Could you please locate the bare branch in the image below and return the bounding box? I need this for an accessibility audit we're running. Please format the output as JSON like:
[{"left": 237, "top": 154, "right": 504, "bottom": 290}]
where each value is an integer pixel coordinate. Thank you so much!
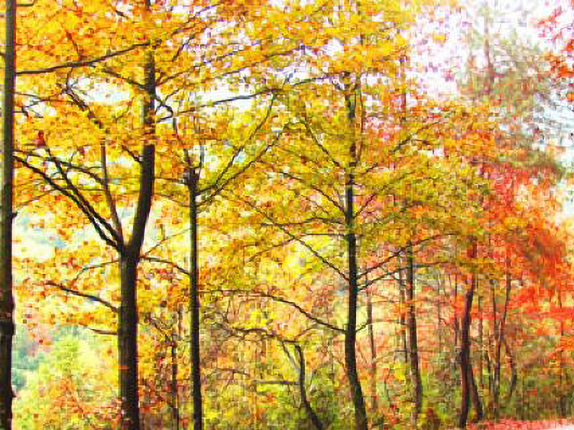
[
  {"left": 45, "top": 281, "right": 118, "bottom": 313},
  {"left": 17, "top": 42, "right": 150, "bottom": 75}
]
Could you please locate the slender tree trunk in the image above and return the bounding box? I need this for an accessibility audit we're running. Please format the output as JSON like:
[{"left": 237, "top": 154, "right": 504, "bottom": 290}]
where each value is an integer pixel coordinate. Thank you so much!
[
  {"left": 118, "top": 44, "right": 155, "bottom": 426},
  {"left": 119, "top": 255, "right": 141, "bottom": 430},
  {"left": 437, "top": 277, "right": 443, "bottom": 355},
  {"left": 366, "top": 287, "right": 378, "bottom": 415},
  {"left": 0, "top": 1, "right": 16, "bottom": 429},
  {"left": 470, "top": 279, "right": 483, "bottom": 423},
  {"left": 453, "top": 274, "right": 460, "bottom": 350},
  {"left": 459, "top": 238, "right": 484, "bottom": 427},
  {"left": 294, "top": 345, "right": 324, "bottom": 430},
  {"left": 490, "top": 278, "right": 498, "bottom": 416},
  {"left": 405, "top": 245, "right": 423, "bottom": 427},
  {"left": 116, "top": 129, "right": 155, "bottom": 430},
  {"left": 503, "top": 338, "right": 517, "bottom": 409},
  {"left": 494, "top": 270, "right": 511, "bottom": 418},
  {"left": 557, "top": 290, "right": 567, "bottom": 416},
  {"left": 398, "top": 263, "right": 408, "bottom": 364},
  {"left": 116, "top": 4, "right": 156, "bottom": 426},
  {"left": 171, "top": 333, "right": 180, "bottom": 430},
  {"left": 469, "top": 361, "right": 483, "bottom": 422},
  {"left": 344, "top": 91, "right": 368, "bottom": 430},
  {"left": 116, "top": 143, "right": 155, "bottom": 425},
  {"left": 478, "top": 294, "right": 483, "bottom": 390},
  {"left": 459, "top": 240, "right": 478, "bottom": 429},
  {"left": 458, "top": 278, "right": 473, "bottom": 429},
  {"left": 186, "top": 166, "right": 203, "bottom": 430}
]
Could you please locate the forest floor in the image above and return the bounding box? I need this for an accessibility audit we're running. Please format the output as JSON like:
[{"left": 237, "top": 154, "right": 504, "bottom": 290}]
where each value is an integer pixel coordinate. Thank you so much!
[{"left": 465, "top": 420, "right": 574, "bottom": 430}]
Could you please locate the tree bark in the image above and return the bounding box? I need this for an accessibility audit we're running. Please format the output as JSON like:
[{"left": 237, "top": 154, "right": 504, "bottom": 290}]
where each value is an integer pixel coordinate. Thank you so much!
[
  {"left": 0, "top": 1, "right": 16, "bottom": 429},
  {"left": 116, "top": 4, "right": 156, "bottom": 425},
  {"left": 493, "top": 270, "right": 511, "bottom": 417},
  {"left": 459, "top": 238, "right": 484, "bottom": 427},
  {"left": 119, "top": 255, "right": 141, "bottom": 430},
  {"left": 186, "top": 165, "right": 203, "bottom": 430},
  {"left": 294, "top": 345, "right": 324, "bottom": 430},
  {"left": 171, "top": 332, "right": 180, "bottom": 430},
  {"left": 489, "top": 278, "right": 498, "bottom": 414},
  {"left": 437, "top": 277, "right": 443, "bottom": 355},
  {"left": 397, "top": 264, "right": 408, "bottom": 364},
  {"left": 469, "top": 360, "right": 483, "bottom": 422},
  {"left": 478, "top": 294, "right": 483, "bottom": 390},
  {"left": 366, "top": 287, "right": 379, "bottom": 415},
  {"left": 458, "top": 239, "right": 478, "bottom": 430},
  {"left": 344, "top": 91, "right": 368, "bottom": 430},
  {"left": 118, "top": 142, "right": 155, "bottom": 430},
  {"left": 406, "top": 245, "right": 423, "bottom": 427},
  {"left": 458, "top": 277, "right": 473, "bottom": 429},
  {"left": 118, "top": 124, "right": 155, "bottom": 430},
  {"left": 453, "top": 274, "right": 460, "bottom": 350},
  {"left": 503, "top": 338, "right": 517, "bottom": 410}
]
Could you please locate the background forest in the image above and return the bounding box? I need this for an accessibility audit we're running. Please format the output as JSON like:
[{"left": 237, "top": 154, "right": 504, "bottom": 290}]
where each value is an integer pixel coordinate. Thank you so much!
[{"left": 1, "top": 0, "right": 574, "bottom": 429}]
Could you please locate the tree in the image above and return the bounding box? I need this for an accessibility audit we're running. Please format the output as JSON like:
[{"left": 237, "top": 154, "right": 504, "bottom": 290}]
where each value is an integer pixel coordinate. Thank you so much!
[{"left": 0, "top": 1, "right": 16, "bottom": 429}]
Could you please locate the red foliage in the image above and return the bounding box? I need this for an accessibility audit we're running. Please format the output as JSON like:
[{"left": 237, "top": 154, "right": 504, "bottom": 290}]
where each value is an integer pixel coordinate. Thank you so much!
[{"left": 465, "top": 418, "right": 574, "bottom": 430}]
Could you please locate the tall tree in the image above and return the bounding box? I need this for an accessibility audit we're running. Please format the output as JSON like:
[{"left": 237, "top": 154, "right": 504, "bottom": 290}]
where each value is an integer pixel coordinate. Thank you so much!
[{"left": 0, "top": 1, "right": 16, "bottom": 429}]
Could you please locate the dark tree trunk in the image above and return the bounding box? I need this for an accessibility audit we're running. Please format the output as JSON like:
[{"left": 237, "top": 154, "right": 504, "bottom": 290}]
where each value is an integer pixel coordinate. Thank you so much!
[
  {"left": 344, "top": 92, "right": 368, "bottom": 430},
  {"left": 437, "top": 277, "right": 443, "bottom": 355},
  {"left": 366, "top": 288, "right": 379, "bottom": 414},
  {"left": 294, "top": 345, "right": 324, "bottom": 430},
  {"left": 503, "top": 338, "right": 517, "bottom": 409},
  {"left": 453, "top": 274, "right": 460, "bottom": 350},
  {"left": 186, "top": 166, "right": 203, "bottom": 430},
  {"left": 459, "top": 239, "right": 484, "bottom": 427},
  {"left": 0, "top": 1, "right": 16, "bottom": 429},
  {"left": 557, "top": 290, "right": 567, "bottom": 417},
  {"left": 469, "top": 360, "right": 483, "bottom": 422},
  {"left": 171, "top": 333, "right": 180, "bottom": 430},
  {"left": 398, "top": 262, "right": 408, "bottom": 363},
  {"left": 494, "top": 270, "right": 511, "bottom": 417},
  {"left": 116, "top": 5, "right": 156, "bottom": 425},
  {"left": 478, "top": 294, "right": 483, "bottom": 390},
  {"left": 406, "top": 245, "right": 423, "bottom": 427},
  {"left": 458, "top": 279, "right": 484, "bottom": 426},
  {"left": 489, "top": 278, "right": 498, "bottom": 415},
  {"left": 119, "top": 256, "right": 141, "bottom": 430},
  {"left": 118, "top": 142, "right": 154, "bottom": 430},
  {"left": 458, "top": 272, "right": 475, "bottom": 428}
]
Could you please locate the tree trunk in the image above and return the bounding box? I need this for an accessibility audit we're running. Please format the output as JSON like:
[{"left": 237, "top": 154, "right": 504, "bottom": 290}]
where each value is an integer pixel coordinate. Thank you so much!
[
  {"left": 119, "top": 255, "right": 141, "bottom": 430},
  {"left": 118, "top": 139, "right": 154, "bottom": 430},
  {"left": 116, "top": 3, "right": 156, "bottom": 425},
  {"left": 171, "top": 333, "right": 180, "bottom": 430},
  {"left": 0, "top": 1, "right": 16, "bottom": 429},
  {"left": 186, "top": 166, "right": 203, "bottom": 430},
  {"left": 557, "top": 290, "right": 567, "bottom": 417},
  {"left": 294, "top": 345, "right": 324, "bottom": 430},
  {"left": 437, "top": 277, "right": 443, "bottom": 355},
  {"left": 503, "top": 338, "right": 517, "bottom": 409},
  {"left": 478, "top": 294, "right": 483, "bottom": 390},
  {"left": 493, "top": 271, "right": 511, "bottom": 418},
  {"left": 366, "top": 287, "right": 379, "bottom": 415},
  {"left": 453, "top": 274, "right": 460, "bottom": 350},
  {"left": 398, "top": 263, "right": 408, "bottom": 364},
  {"left": 458, "top": 269, "right": 475, "bottom": 428},
  {"left": 344, "top": 91, "right": 368, "bottom": 430},
  {"left": 490, "top": 278, "right": 498, "bottom": 415},
  {"left": 406, "top": 245, "right": 423, "bottom": 427},
  {"left": 469, "top": 361, "right": 483, "bottom": 422}
]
